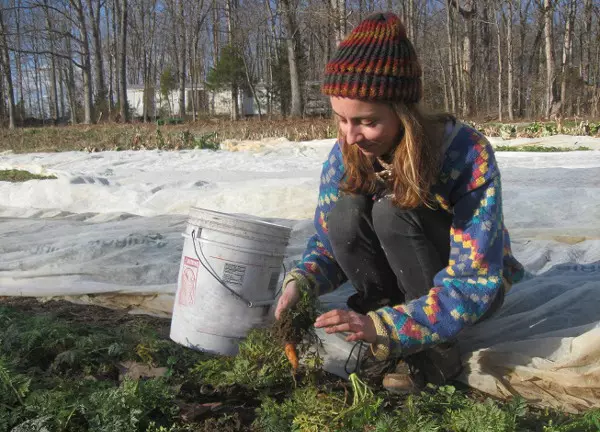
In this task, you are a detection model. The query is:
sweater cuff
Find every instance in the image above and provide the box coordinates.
[282,271,312,296]
[367,311,393,361]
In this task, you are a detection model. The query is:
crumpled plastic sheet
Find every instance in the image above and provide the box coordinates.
[315,263,600,414]
[1,212,599,413]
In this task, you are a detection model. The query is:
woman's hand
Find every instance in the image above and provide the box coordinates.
[314,309,377,343]
[274,280,300,320]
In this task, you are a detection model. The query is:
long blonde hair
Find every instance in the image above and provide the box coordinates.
[340,103,454,209]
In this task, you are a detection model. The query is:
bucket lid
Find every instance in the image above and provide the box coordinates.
[188,207,292,242]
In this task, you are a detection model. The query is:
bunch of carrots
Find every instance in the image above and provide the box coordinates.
[273,290,318,373]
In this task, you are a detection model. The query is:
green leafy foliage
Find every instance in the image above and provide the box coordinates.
[192,328,292,390]
[160,68,177,101]
[87,378,178,432]
[205,44,246,91]
[193,132,220,150]
[2,301,600,431]
[0,169,57,182]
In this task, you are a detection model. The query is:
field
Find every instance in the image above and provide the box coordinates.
[1,297,599,432]
[1,121,600,431]
[1,118,599,154]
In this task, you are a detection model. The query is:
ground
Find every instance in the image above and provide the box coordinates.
[1,297,599,432]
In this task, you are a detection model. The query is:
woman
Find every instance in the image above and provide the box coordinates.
[274,12,524,392]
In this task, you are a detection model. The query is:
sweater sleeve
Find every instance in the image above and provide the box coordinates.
[283,143,348,296]
[368,134,506,360]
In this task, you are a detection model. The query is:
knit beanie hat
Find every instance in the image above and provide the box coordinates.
[322,12,422,103]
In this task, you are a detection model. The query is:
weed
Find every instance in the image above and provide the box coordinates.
[500,124,517,139]
[2,299,600,431]
[493,145,593,152]
[192,328,292,391]
[0,169,57,182]
[194,132,220,150]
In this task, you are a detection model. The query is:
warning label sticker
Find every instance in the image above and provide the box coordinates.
[222,263,246,286]
[179,256,199,306]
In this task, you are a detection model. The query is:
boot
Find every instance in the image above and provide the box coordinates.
[383,342,462,395]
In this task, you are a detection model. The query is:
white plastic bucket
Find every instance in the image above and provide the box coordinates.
[170,207,292,356]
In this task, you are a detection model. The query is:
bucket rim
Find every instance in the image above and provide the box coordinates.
[188,207,292,236]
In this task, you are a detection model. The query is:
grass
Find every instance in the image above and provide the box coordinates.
[0,118,338,154]
[1,297,599,432]
[0,118,598,154]
[0,169,57,182]
[493,145,593,152]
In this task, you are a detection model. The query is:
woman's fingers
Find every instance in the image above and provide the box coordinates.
[314,309,347,328]
[315,309,377,344]
[274,282,300,320]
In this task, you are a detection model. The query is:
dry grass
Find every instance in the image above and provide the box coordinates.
[0,118,337,154]
[2,117,599,154]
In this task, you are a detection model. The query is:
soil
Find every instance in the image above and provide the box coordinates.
[0,296,171,333]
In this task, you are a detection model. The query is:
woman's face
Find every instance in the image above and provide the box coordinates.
[331,96,403,158]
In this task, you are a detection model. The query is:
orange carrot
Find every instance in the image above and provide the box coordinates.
[284,342,299,371]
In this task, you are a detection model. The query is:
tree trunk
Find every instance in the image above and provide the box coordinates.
[72,0,94,124]
[14,0,24,122]
[178,0,186,118]
[87,0,107,118]
[481,2,492,114]
[331,0,346,46]
[559,0,575,117]
[64,23,78,124]
[459,0,475,117]
[445,3,456,112]
[224,0,238,120]
[543,0,556,119]
[113,0,121,111]
[506,0,514,121]
[526,8,544,118]
[518,0,531,117]
[582,0,592,83]
[119,0,129,122]
[0,8,16,128]
[496,3,503,122]
[43,0,59,122]
[281,0,303,117]
[58,62,66,118]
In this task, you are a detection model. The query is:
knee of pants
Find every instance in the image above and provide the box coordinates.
[371,198,415,242]
[328,194,372,254]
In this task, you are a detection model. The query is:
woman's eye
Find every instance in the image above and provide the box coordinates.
[361,121,375,126]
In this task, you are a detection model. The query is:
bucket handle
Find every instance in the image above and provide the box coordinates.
[190,229,284,308]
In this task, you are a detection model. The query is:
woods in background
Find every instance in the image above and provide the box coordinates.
[0,0,599,128]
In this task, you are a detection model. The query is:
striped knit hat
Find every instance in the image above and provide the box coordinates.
[322,12,422,103]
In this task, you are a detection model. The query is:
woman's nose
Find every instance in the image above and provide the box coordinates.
[346,124,364,145]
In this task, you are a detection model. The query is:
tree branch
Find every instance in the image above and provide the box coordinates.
[8,47,84,69]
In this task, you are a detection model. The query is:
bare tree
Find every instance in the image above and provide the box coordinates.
[118,0,128,121]
[496,0,504,122]
[506,0,515,121]
[86,0,108,118]
[0,7,16,128]
[281,0,303,117]
[559,0,576,117]
[42,0,59,122]
[543,0,556,119]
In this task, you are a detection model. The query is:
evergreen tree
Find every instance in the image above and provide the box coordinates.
[205,44,245,91]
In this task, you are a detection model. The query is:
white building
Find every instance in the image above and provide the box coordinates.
[126,84,261,118]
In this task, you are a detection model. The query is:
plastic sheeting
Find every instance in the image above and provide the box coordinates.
[315,261,600,414]
[2,210,599,412]
[2,143,600,413]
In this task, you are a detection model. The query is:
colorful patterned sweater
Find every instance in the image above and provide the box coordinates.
[284,121,525,360]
